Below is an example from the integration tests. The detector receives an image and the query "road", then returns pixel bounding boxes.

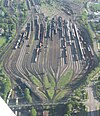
[85,81,100,116]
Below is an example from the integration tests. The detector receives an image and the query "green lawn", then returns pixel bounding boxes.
[90,3,100,12]
[0,37,6,47]
[31,76,42,87]
[55,89,67,101]
[73,0,87,3]
[58,69,73,88]
[43,76,51,88]
[47,88,55,99]
[43,75,55,99]
[40,2,58,19]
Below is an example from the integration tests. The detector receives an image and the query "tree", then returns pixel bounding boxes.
[31,107,37,116]
[96,24,100,31]
[24,88,32,103]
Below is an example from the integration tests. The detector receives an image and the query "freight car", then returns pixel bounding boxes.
[71,42,77,61]
[29,0,34,6]
[40,23,44,43]
[46,24,50,38]
[73,24,83,60]
[26,0,31,10]
[26,23,30,39]
[4,0,9,7]
[31,20,33,31]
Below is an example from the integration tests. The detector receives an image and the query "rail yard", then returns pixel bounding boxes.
[1,0,97,116]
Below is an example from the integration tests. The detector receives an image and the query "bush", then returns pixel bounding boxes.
[24,88,32,103]
[31,107,37,116]
[0,73,11,101]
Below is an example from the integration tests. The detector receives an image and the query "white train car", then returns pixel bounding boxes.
[74,24,86,60]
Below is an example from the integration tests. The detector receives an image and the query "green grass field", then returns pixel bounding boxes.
[0,37,6,47]
[55,89,67,101]
[43,75,55,99]
[35,69,73,100]
[40,2,58,19]
[90,3,100,12]
[58,69,73,88]
[73,0,87,3]
[31,76,42,87]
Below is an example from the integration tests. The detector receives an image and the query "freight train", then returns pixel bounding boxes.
[26,0,31,10]
[71,42,78,61]
[31,20,33,31]
[26,23,30,39]
[14,32,25,49]
[4,0,9,7]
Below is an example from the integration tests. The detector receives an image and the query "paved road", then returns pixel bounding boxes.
[85,81,100,116]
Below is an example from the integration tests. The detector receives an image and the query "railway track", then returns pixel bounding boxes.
[3,0,95,105]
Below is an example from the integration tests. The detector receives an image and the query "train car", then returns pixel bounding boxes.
[18,39,21,43]
[46,24,50,38]
[67,29,72,46]
[35,57,38,62]
[71,43,75,53]
[43,111,49,116]
[26,30,30,39]
[58,16,62,30]
[71,42,78,61]
[87,45,94,58]
[73,24,83,60]
[82,48,86,60]
[36,47,40,54]
[59,29,62,38]
[70,31,73,40]
[14,31,25,49]
[63,49,67,64]
[44,22,47,37]
[39,41,43,48]
[69,23,75,39]
[29,0,34,6]
[20,32,25,42]
[15,45,18,49]
[97,42,100,52]
[67,20,70,30]
[50,27,53,40]
[35,24,39,40]
[85,62,90,70]
[62,8,71,16]
[55,21,58,33]
[26,0,30,10]
[61,26,65,38]
[72,29,75,38]
[4,0,9,7]
[27,23,30,27]
[40,23,44,43]
[14,42,19,49]
[34,16,38,26]
[53,21,57,34]
[26,23,30,34]
[65,28,70,45]
[54,26,57,34]
[40,32,44,43]
[51,19,55,30]
[31,20,33,31]
[34,0,40,5]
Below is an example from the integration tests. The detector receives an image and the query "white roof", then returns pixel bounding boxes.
[0,97,16,116]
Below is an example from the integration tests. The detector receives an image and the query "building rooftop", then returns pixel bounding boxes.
[0,97,16,116]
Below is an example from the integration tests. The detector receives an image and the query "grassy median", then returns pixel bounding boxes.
[58,69,73,88]
[40,2,59,19]
[0,37,6,47]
